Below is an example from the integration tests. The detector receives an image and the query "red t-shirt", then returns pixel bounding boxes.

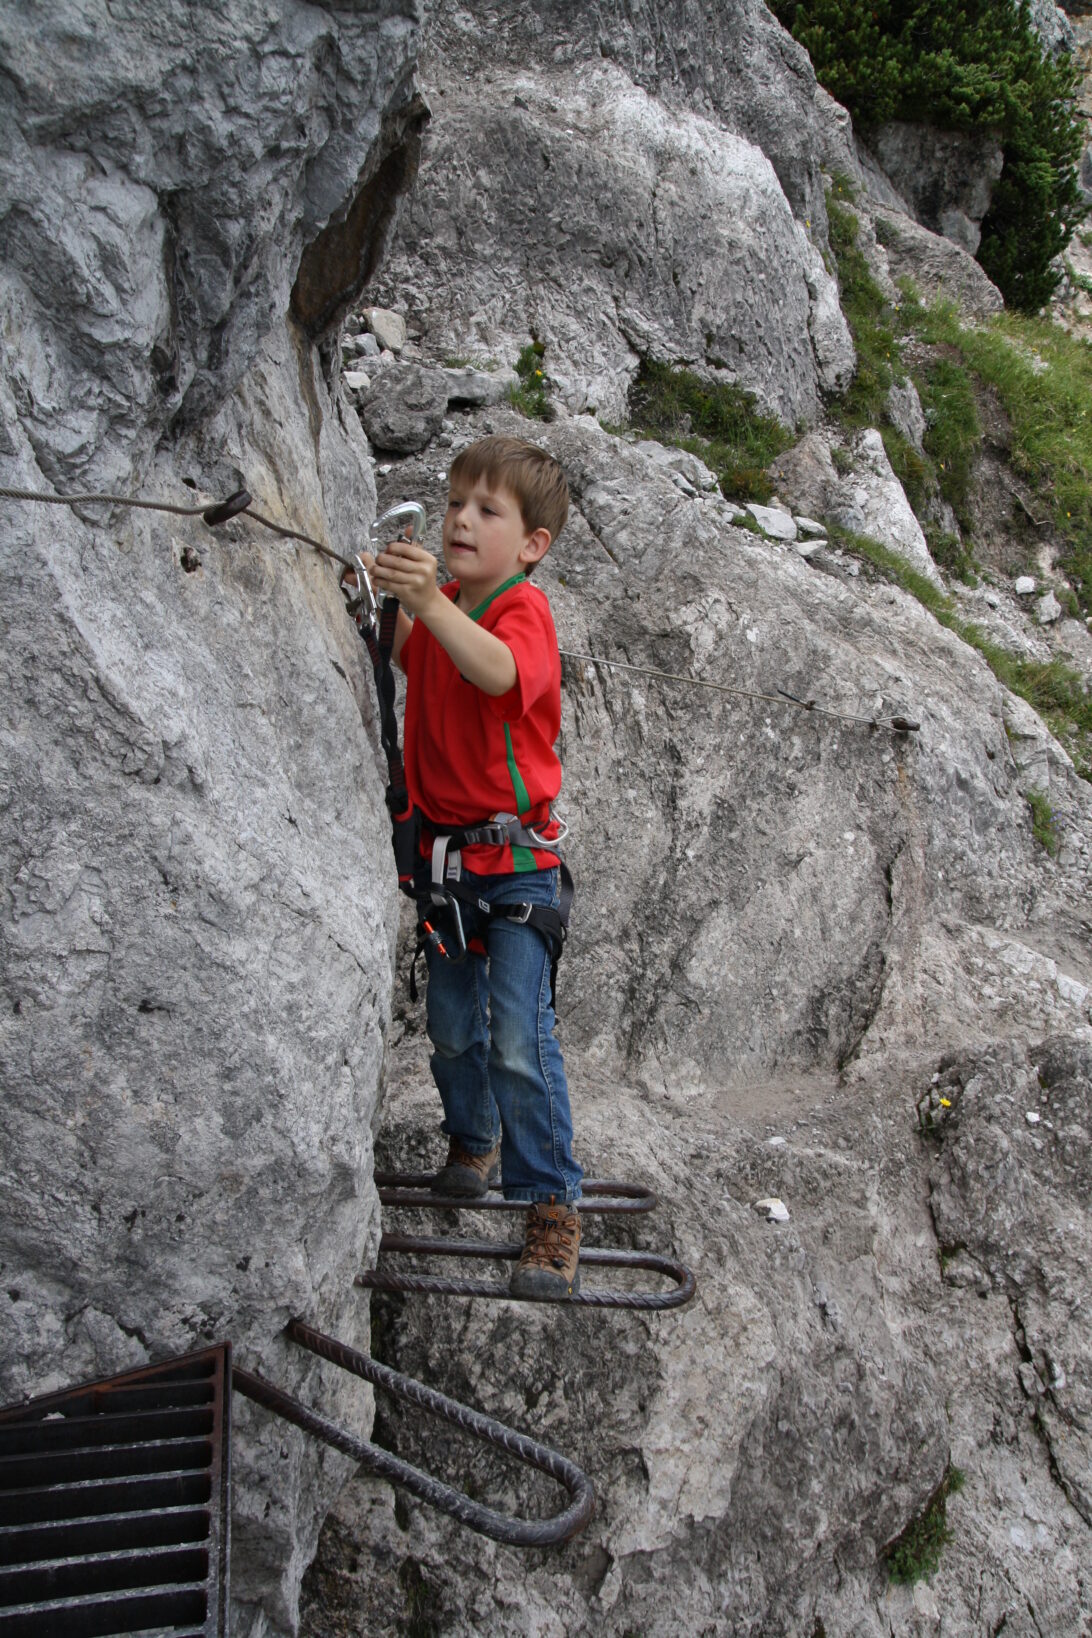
[401,574,564,874]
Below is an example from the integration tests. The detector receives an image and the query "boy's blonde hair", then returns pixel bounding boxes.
[449,435,569,565]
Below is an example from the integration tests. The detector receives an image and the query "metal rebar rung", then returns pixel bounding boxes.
[234,1320,594,1549]
[361,1233,697,1310]
[375,1174,657,1214]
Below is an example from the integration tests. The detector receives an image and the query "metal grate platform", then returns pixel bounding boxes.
[0,1344,231,1637]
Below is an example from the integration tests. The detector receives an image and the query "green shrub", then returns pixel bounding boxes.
[773,1,1085,311]
[627,361,793,501]
[508,339,551,419]
[886,1466,966,1584]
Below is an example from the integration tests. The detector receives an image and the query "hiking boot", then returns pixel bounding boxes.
[434,1138,501,1197]
[509,1201,581,1300]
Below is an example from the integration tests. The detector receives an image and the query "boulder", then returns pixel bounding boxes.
[770,428,943,586]
[440,364,516,408]
[364,34,853,424]
[359,363,451,453]
[872,206,1005,320]
[865,123,1005,256]
[363,306,407,353]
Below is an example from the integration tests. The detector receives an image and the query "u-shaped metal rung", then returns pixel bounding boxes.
[233,1319,594,1548]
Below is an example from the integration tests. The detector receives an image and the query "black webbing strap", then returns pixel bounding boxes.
[356,594,419,889]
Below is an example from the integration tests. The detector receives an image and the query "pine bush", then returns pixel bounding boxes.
[771,0,1085,310]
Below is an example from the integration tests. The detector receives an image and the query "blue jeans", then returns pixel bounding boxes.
[424,867,583,1204]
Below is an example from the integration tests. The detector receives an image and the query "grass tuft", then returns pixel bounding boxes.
[1026,788,1060,855]
[628,360,793,502]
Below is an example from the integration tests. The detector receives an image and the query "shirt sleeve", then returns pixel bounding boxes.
[484,588,557,723]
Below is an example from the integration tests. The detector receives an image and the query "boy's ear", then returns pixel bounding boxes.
[519,527,552,566]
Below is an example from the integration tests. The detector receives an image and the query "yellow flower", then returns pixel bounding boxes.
[939,1096,951,1108]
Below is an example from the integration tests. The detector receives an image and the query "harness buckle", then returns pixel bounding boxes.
[528,816,569,848]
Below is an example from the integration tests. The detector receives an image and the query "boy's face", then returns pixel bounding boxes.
[442,476,550,605]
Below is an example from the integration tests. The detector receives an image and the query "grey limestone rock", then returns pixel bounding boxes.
[870,205,1005,319]
[358,362,451,452]
[886,376,928,453]
[363,0,855,426]
[865,123,1005,256]
[440,364,517,408]
[0,3,419,1633]
[769,427,943,586]
[1029,0,1078,55]
[5,0,1092,1632]
[746,501,798,541]
[363,307,408,353]
[927,1035,1092,1524]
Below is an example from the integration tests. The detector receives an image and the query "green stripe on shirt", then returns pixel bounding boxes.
[504,723,537,872]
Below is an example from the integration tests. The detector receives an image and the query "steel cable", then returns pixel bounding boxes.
[2,482,921,734]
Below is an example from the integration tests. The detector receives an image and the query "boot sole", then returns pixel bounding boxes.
[508,1268,582,1301]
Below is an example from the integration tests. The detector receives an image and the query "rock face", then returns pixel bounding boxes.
[0,4,419,1634]
[302,404,1092,1638]
[864,123,1005,257]
[362,0,854,425]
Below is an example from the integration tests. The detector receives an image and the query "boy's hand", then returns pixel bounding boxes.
[372,538,441,618]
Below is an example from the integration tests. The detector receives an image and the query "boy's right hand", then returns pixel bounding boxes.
[371,537,441,618]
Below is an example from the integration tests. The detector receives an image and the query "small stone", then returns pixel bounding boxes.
[753,1196,790,1222]
[360,333,381,358]
[766,1136,787,1147]
[1014,575,1036,596]
[794,515,827,536]
[984,591,1000,608]
[745,504,798,542]
[1036,590,1062,625]
[342,369,371,393]
[363,306,406,352]
[1025,1110,1041,1125]
[795,537,825,559]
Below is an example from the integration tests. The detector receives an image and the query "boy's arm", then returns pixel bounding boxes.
[371,540,518,696]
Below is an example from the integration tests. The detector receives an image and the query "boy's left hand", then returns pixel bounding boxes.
[372,537,440,617]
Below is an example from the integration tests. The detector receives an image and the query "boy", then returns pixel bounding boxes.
[363,435,583,1300]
